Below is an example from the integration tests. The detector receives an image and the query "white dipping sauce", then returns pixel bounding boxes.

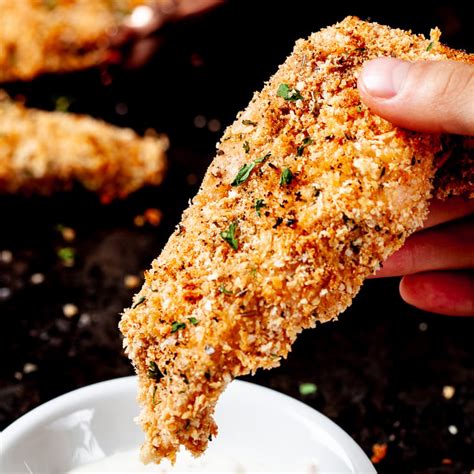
[67,449,302,473]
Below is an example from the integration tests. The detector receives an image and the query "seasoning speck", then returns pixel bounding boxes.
[23,362,38,374]
[299,382,317,396]
[0,250,13,264]
[124,274,141,289]
[442,385,455,400]
[448,425,458,435]
[30,273,45,285]
[63,303,79,318]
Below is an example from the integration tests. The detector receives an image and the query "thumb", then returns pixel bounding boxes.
[358,58,474,136]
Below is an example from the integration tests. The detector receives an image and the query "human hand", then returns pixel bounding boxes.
[358,58,474,316]
[113,0,224,68]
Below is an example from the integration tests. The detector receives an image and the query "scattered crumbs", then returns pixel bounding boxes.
[418,322,428,332]
[23,362,38,374]
[14,371,23,381]
[0,287,11,300]
[78,313,91,328]
[134,214,146,227]
[442,385,456,400]
[57,247,75,266]
[0,250,13,264]
[448,425,458,435]
[299,382,318,396]
[194,115,207,128]
[124,274,141,289]
[30,273,45,285]
[144,208,163,226]
[371,443,387,463]
[115,102,128,116]
[208,119,221,132]
[63,303,79,318]
[186,174,198,185]
[56,225,76,242]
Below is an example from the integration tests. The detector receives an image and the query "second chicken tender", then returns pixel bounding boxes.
[0,93,167,201]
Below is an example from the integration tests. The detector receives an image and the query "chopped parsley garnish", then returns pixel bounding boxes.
[243,141,250,154]
[254,198,266,217]
[250,267,257,277]
[297,137,313,156]
[299,382,318,396]
[277,83,303,101]
[279,168,294,186]
[187,317,199,326]
[132,296,146,309]
[171,321,186,333]
[55,96,71,113]
[220,222,239,250]
[219,285,233,295]
[356,104,363,113]
[148,361,163,381]
[231,153,270,186]
[242,119,257,126]
[57,247,75,264]
[232,162,255,186]
[426,42,434,51]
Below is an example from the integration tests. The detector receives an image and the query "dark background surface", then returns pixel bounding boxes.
[1,1,473,473]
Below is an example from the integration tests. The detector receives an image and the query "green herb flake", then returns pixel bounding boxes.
[148,361,163,382]
[171,321,186,333]
[187,317,199,326]
[220,222,239,250]
[356,104,363,113]
[250,267,258,277]
[132,296,146,309]
[279,168,294,186]
[254,152,271,164]
[43,0,57,10]
[426,41,434,51]
[254,198,266,217]
[277,83,303,101]
[231,162,256,186]
[55,96,71,113]
[152,385,158,404]
[243,141,250,153]
[57,247,75,263]
[297,137,313,156]
[299,382,318,396]
[242,119,257,126]
[219,285,233,295]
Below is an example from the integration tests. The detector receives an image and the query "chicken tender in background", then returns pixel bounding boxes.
[0,93,167,201]
[119,17,473,464]
[0,0,157,82]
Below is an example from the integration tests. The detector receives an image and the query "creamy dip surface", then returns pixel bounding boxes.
[67,449,317,473]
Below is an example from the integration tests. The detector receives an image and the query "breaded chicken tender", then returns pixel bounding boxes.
[120,17,473,463]
[0,0,156,82]
[0,93,167,201]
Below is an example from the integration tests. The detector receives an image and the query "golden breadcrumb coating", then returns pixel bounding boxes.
[119,17,473,463]
[0,93,167,201]
[0,0,159,82]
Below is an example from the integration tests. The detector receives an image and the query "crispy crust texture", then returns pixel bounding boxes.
[0,94,168,201]
[0,0,155,82]
[119,17,473,463]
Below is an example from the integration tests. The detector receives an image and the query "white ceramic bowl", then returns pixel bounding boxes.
[1,377,376,473]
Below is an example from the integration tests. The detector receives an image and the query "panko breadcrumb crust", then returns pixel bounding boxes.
[0,93,168,201]
[119,17,473,463]
[0,0,158,82]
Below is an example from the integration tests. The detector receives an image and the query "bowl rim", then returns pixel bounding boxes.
[1,376,376,473]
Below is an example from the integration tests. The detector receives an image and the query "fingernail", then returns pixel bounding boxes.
[360,58,411,99]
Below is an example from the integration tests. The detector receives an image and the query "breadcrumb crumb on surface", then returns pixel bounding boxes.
[0,94,168,201]
[119,17,473,464]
